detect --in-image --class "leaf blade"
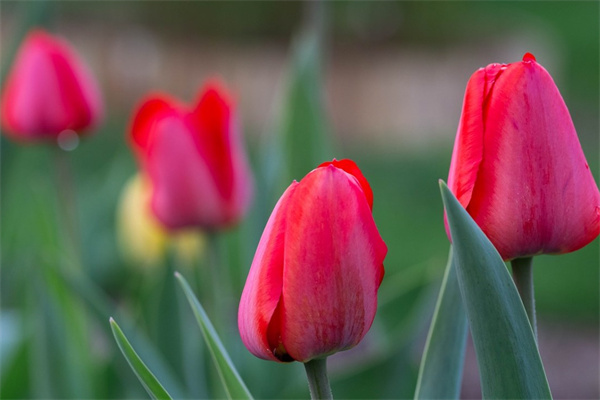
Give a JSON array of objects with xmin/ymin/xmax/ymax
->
[
  {"xmin": 414, "ymin": 247, "xmax": 468, "ymax": 399},
  {"xmin": 281, "ymin": 27, "xmax": 332, "ymax": 181},
  {"xmin": 440, "ymin": 181, "xmax": 552, "ymax": 399},
  {"xmin": 109, "ymin": 318, "xmax": 172, "ymax": 400},
  {"xmin": 175, "ymin": 272, "xmax": 253, "ymax": 400}
]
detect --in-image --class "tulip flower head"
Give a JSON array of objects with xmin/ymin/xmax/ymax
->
[
  {"xmin": 238, "ymin": 159, "xmax": 387, "ymax": 363},
  {"xmin": 1, "ymin": 29, "xmax": 103, "ymax": 143},
  {"xmin": 447, "ymin": 53, "xmax": 600, "ymax": 260},
  {"xmin": 129, "ymin": 80, "xmax": 254, "ymax": 230}
]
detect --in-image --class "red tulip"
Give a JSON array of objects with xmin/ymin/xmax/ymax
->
[
  {"xmin": 447, "ymin": 53, "xmax": 600, "ymax": 261},
  {"xmin": 238, "ymin": 159, "xmax": 387, "ymax": 363},
  {"xmin": 129, "ymin": 80, "xmax": 254, "ymax": 230},
  {"xmin": 1, "ymin": 29, "xmax": 103, "ymax": 142}
]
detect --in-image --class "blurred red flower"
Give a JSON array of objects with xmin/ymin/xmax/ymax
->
[
  {"xmin": 129, "ymin": 80, "xmax": 254, "ymax": 230},
  {"xmin": 1, "ymin": 29, "xmax": 103, "ymax": 142}
]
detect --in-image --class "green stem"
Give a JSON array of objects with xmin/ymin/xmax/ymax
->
[
  {"xmin": 304, "ymin": 358, "xmax": 333, "ymax": 400},
  {"xmin": 511, "ymin": 257, "xmax": 537, "ymax": 339},
  {"xmin": 171, "ymin": 251, "xmax": 208, "ymax": 399},
  {"xmin": 53, "ymin": 147, "xmax": 81, "ymax": 267},
  {"xmin": 203, "ymin": 231, "xmax": 232, "ymax": 398},
  {"xmin": 205, "ymin": 231, "xmax": 234, "ymax": 327},
  {"xmin": 205, "ymin": 232, "xmax": 221, "ymax": 319},
  {"xmin": 50, "ymin": 147, "xmax": 93, "ymax": 397}
]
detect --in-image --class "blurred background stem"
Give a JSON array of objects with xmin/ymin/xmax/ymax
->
[
  {"xmin": 53, "ymin": 148, "xmax": 81, "ymax": 266},
  {"xmin": 205, "ymin": 231, "xmax": 234, "ymax": 332},
  {"xmin": 191, "ymin": 231, "xmax": 234, "ymax": 398},
  {"xmin": 44, "ymin": 147, "xmax": 94, "ymax": 397},
  {"xmin": 511, "ymin": 257, "xmax": 537, "ymax": 339}
]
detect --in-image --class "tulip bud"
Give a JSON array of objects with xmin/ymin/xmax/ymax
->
[
  {"xmin": 447, "ymin": 53, "xmax": 600, "ymax": 260},
  {"xmin": 1, "ymin": 29, "xmax": 103, "ymax": 142},
  {"xmin": 128, "ymin": 80, "xmax": 254, "ymax": 230},
  {"xmin": 238, "ymin": 159, "xmax": 387, "ymax": 363}
]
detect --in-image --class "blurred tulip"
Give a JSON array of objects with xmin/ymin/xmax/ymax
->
[
  {"xmin": 1, "ymin": 29, "xmax": 103, "ymax": 142},
  {"xmin": 129, "ymin": 80, "xmax": 254, "ymax": 230},
  {"xmin": 447, "ymin": 53, "xmax": 600, "ymax": 261},
  {"xmin": 117, "ymin": 173, "xmax": 205, "ymax": 269},
  {"xmin": 238, "ymin": 159, "xmax": 387, "ymax": 363}
]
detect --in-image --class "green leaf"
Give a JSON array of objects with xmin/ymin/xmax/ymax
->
[
  {"xmin": 439, "ymin": 181, "xmax": 552, "ymax": 399},
  {"xmin": 109, "ymin": 318, "xmax": 172, "ymax": 400},
  {"xmin": 175, "ymin": 272, "xmax": 253, "ymax": 400},
  {"xmin": 261, "ymin": 20, "xmax": 333, "ymax": 201},
  {"xmin": 280, "ymin": 27, "xmax": 332, "ymax": 181},
  {"xmin": 414, "ymin": 247, "xmax": 468, "ymax": 399}
]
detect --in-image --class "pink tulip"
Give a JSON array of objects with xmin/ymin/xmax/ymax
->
[
  {"xmin": 447, "ymin": 53, "xmax": 600, "ymax": 260},
  {"xmin": 129, "ymin": 80, "xmax": 254, "ymax": 230},
  {"xmin": 1, "ymin": 29, "xmax": 103, "ymax": 142},
  {"xmin": 238, "ymin": 159, "xmax": 387, "ymax": 363}
]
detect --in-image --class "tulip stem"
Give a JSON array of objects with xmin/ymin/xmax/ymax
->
[
  {"xmin": 53, "ymin": 147, "xmax": 81, "ymax": 268},
  {"xmin": 511, "ymin": 257, "xmax": 537, "ymax": 339},
  {"xmin": 205, "ymin": 232, "xmax": 232, "ymax": 332},
  {"xmin": 304, "ymin": 357, "xmax": 333, "ymax": 400}
]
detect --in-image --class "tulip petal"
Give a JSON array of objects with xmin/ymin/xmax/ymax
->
[
  {"xmin": 130, "ymin": 95, "xmax": 182, "ymax": 152},
  {"xmin": 447, "ymin": 63, "xmax": 508, "ymax": 207},
  {"xmin": 191, "ymin": 80, "xmax": 235, "ymax": 200},
  {"xmin": 225, "ymin": 114, "xmax": 255, "ymax": 225},
  {"xmin": 467, "ymin": 59, "xmax": 600, "ymax": 259},
  {"xmin": 447, "ymin": 68, "xmax": 486, "ymax": 209},
  {"xmin": 238, "ymin": 183, "xmax": 298, "ymax": 362},
  {"xmin": 318, "ymin": 159, "xmax": 374, "ymax": 210},
  {"xmin": 145, "ymin": 115, "xmax": 223, "ymax": 229},
  {"xmin": 280, "ymin": 165, "xmax": 386, "ymax": 362},
  {"xmin": 190, "ymin": 81, "xmax": 254, "ymax": 225},
  {"xmin": 48, "ymin": 35, "xmax": 103, "ymax": 133}
]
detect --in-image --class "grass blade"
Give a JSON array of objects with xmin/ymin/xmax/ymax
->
[
  {"xmin": 175, "ymin": 272, "xmax": 253, "ymax": 400},
  {"xmin": 414, "ymin": 247, "xmax": 468, "ymax": 399},
  {"xmin": 109, "ymin": 318, "xmax": 172, "ymax": 400},
  {"xmin": 440, "ymin": 181, "xmax": 552, "ymax": 399}
]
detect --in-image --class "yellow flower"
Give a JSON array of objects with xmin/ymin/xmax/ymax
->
[
  {"xmin": 117, "ymin": 173, "xmax": 206, "ymax": 268},
  {"xmin": 117, "ymin": 173, "xmax": 206, "ymax": 269},
  {"xmin": 117, "ymin": 173, "xmax": 167, "ymax": 268}
]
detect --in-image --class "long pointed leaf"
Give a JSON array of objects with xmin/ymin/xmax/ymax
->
[
  {"xmin": 440, "ymin": 181, "xmax": 552, "ymax": 399},
  {"xmin": 175, "ymin": 272, "xmax": 253, "ymax": 400},
  {"xmin": 280, "ymin": 27, "xmax": 332, "ymax": 183},
  {"xmin": 414, "ymin": 247, "xmax": 468, "ymax": 399},
  {"xmin": 261, "ymin": 22, "xmax": 333, "ymax": 203},
  {"xmin": 110, "ymin": 318, "xmax": 172, "ymax": 400}
]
